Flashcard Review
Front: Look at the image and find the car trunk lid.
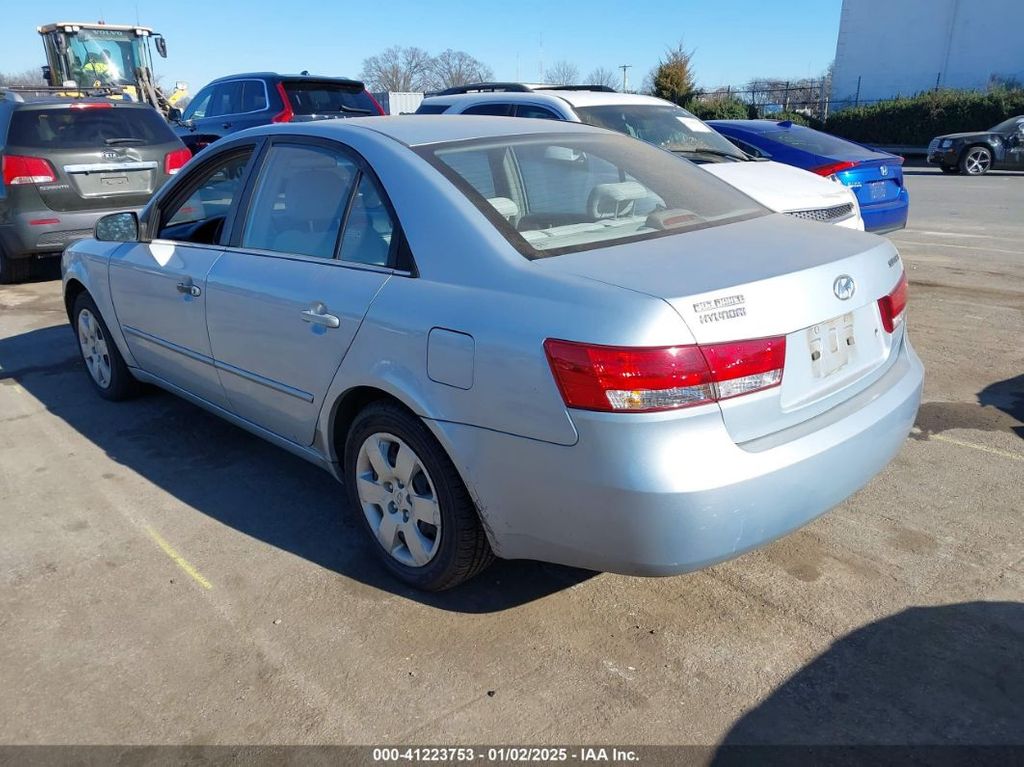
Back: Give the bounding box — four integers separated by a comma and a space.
537, 214, 907, 442
837, 158, 904, 206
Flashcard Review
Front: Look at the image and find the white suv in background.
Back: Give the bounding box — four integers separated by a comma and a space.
417, 84, 864, 230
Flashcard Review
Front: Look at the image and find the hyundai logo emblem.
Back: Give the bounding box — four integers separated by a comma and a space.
880, 165, 889, 176
833, 274, 856, 301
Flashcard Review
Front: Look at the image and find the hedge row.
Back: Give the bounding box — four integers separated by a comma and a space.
825, 88, 1024, 146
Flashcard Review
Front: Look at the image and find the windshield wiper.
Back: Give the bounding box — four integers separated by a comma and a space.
104, 137, 145, 145
670, 147, 746, 161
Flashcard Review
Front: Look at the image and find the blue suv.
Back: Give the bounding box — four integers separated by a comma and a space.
172, 73, 383, 154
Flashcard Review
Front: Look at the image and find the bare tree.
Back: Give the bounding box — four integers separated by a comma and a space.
0, 69, 45, 87
430, 49, 493, 90
585, 67, 618, 90
359, 46, 434, 93
546, 60, 580, 86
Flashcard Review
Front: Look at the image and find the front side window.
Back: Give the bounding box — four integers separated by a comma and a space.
182, 87, 212, 120
424, 132, 766, 258
160, 149, 253, 244
241, 144, 358, 259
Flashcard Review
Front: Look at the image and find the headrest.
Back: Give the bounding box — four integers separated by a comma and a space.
487, 196, 520, 221
587, 181, 650, 219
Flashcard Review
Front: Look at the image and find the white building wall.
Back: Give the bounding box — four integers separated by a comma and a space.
832, 0, 1023, 105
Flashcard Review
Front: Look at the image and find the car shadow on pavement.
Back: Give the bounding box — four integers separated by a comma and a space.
0, 324, 594, 613
711, 601, 1024, 760
912, 374, 1024, 442
978, 374, 1024, 440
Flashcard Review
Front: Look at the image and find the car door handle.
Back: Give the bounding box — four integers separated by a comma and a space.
221, 122, 233, 129
300, 302, 340, 329
175, 281, 202, 297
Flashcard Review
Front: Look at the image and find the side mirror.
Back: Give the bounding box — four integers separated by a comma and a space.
166, 107, 183, 122
41, 65, 51, 83
95, 212, 140, 243
155, 36, 168, 59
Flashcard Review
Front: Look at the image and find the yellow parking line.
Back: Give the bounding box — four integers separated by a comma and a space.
928, 433, 1024, 462
145, 526, 213, 590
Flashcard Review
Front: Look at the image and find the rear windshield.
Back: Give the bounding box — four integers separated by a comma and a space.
421, 132, 766, 259
414, 103, 451, 115
8, 106, 177, 149
763, 127, 878, 160
282, 82, 376, 116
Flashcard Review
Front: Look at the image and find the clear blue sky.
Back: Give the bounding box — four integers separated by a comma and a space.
4, 0, 842, 92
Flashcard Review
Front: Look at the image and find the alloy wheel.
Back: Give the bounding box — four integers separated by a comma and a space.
77, 309, 112, 389
355, 432, 442, 567
964, 148, 991, 175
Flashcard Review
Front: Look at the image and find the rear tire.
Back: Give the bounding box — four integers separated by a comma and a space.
344, 401, 494, 591
959, 145, 992, 175
0, 248, 31, 284
72, 292, 140, 401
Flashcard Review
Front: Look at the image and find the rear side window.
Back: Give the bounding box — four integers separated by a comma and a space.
241, 144, 359, 259
414, 103, 451, 115
8, 106, 177, 149
282, 82, 376, 116
462, 103, 513, 117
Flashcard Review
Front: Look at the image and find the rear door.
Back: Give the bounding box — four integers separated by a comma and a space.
205, 138, 393, 444
108, 144, 258, 407
6, 103, 180, 212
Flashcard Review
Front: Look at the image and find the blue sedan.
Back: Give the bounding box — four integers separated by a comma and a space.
709, 120, 909, 234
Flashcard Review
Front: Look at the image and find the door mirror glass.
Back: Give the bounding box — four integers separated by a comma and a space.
95, 212, 140, 242
166, 107, 183, 122
155, 36, 168, 58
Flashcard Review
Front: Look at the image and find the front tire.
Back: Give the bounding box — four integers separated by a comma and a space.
72, 292, 140, 401
344, 402, 493, 591
960, 145, 992, 175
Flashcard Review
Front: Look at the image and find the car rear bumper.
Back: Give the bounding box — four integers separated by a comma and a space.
861, 191, 909, 234
0, 207, 140, 258
434, 335, 923, 576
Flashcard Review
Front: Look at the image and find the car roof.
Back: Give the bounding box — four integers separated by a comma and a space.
422, 90, 676, 111
250, 114, 608, 147
208, 72, 364, 88
708, 120, 808, 133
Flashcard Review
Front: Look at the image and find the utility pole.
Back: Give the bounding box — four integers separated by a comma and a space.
619, 64, 632, 92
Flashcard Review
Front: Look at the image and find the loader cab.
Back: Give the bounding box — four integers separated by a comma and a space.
37, 22, 164, 94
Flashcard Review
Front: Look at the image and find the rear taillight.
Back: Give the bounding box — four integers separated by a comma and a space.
544, 336, 786, 413
366, 91, 386, 115
271, 82, 294, 123
2, 154, 57, 185
811, 161, 856, 178
878, 272, 908, 333
164, 147, 191, 175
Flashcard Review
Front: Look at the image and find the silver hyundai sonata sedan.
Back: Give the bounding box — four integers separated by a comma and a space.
63, 116, 923, 591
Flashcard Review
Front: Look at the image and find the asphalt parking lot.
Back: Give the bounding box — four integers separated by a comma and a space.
1, 166, 1021, 748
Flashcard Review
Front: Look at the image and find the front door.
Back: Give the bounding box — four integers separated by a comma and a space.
205, 140, 398, 445
108, 146, 256, 408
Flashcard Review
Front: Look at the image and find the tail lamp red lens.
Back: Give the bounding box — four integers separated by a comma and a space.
271, 82, 295, 123
811, 161, 856, 177
544, 336, 786, 413
878, 272, 908, 333
164, 147, 192, 175
2, 155, 57, 185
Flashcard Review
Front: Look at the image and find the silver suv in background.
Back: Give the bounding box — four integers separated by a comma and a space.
417, 83, 865, 230
0, 92, 189, 282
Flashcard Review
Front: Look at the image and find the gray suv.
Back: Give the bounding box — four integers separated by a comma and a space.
0, 93, 189, 282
